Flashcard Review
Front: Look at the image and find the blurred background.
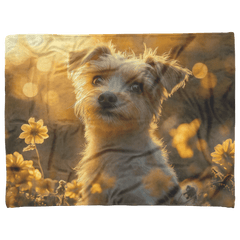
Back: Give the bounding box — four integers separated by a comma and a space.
5, 33, 235, 206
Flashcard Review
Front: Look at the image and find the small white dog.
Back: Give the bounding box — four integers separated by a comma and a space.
69, 43, 191, 205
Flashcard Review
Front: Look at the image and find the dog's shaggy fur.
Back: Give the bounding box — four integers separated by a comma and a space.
69, 43, 191, 205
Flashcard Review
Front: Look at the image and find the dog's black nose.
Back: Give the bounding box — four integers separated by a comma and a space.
98, 91, 117, 108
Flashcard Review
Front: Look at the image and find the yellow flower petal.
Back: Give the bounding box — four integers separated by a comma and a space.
229, 149, 234, 155
212, 159, 221, 164
29, 121, 38, 129
38, 133, 49, 139
6, 154, 14, 166
13, 151, 21, 158
214, 144, 224, 154
222, 139, 231, 152
37, 119, 44, 127
25, 135, 34, 144
23, 160, 33, 168
210, 152, 219, 157
14, 152, 24, 164
34, 169, 42, 180
38, 126, 48, 134
210, 153, 223, 160
21, 124, 31, 132
212, 155, 222, 161
28, 117, 35, 124
34, 135, 44, 144
19, 132, 30, 139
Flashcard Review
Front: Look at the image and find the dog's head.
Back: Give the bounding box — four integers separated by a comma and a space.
69, 43, 191, 131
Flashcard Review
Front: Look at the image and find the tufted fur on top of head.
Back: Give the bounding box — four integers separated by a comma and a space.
69, 42, 191, 100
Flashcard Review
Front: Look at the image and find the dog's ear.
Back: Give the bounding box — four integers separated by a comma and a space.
145, 55, 191, 96
81, 45, 112, 65
69, 49, 89, 72
69, 45, 112, 72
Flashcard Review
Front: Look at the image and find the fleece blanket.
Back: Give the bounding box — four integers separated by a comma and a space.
5, 33, 235, 207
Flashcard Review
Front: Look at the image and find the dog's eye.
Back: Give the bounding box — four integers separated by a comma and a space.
130, 82, 143, 94
93, 76, 104, 85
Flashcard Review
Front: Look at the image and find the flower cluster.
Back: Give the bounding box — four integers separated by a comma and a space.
6, 117, 82, 207
181, 138, 235, 207
6, 117, 235, 207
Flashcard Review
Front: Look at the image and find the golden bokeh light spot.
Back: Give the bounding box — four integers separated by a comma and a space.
6, 48, 30, 66
10, 75, 29, 99
43, 90, 59, 106
91, 183, 102, 194
192, 63, 208, 79
25, 35, 44, 47
178, 144, 194, 158
201, 73, 217, 89
219, 124, 230, 136
37, 56, 53, 72
170, 119, 201, 158
5, 35, 18, 53
196, 139, 207, 152
5, 130, 10, 139
22, 82, 38, 98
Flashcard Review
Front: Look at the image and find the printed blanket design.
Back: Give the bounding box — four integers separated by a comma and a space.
5, 34, 235, 207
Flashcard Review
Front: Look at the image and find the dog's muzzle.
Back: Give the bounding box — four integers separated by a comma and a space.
98, 91, 117, 109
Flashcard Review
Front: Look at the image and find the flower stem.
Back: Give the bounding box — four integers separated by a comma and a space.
35, 145, 44, 179
61, 195, 65, 206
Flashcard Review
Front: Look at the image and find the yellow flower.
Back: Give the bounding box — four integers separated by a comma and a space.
211, 139, 234, 171
91, 183, 102, 194
33, 169, 42, 180
6, 187, 18, 208
19, 117, 49, 144
65, 180, 82, 199
6, 152, 34, 185
35, 178, 57, 196
18, 180, 33, 191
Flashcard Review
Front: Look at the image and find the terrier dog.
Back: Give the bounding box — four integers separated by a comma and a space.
69, 43, 191, 205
